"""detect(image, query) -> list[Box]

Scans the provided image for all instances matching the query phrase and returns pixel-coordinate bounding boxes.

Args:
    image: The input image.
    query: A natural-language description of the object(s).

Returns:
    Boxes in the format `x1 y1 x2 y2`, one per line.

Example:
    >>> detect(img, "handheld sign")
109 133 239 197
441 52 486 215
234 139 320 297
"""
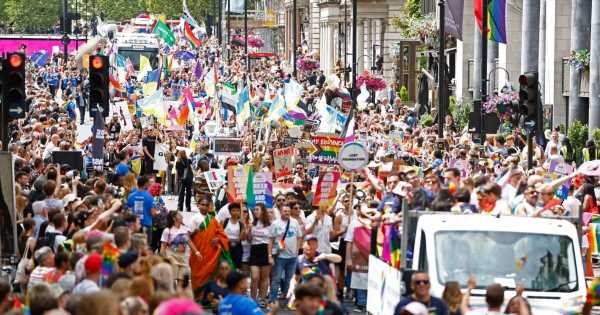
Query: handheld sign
212 137 243 155
338 142 369 171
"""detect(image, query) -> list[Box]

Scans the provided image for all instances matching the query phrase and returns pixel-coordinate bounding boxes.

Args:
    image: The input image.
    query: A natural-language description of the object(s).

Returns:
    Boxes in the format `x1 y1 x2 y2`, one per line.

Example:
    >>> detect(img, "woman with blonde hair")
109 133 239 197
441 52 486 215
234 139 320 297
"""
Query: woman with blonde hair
442 281 466 315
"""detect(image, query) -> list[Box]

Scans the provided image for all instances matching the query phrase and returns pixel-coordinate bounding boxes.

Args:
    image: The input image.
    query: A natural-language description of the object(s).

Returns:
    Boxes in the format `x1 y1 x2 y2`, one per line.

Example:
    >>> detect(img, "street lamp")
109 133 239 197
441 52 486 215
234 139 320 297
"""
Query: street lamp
371 43 380 72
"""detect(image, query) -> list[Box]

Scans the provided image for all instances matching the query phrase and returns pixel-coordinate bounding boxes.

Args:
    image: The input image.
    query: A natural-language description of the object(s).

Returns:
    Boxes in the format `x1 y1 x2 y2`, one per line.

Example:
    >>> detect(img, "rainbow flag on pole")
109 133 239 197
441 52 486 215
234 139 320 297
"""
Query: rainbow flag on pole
474 0 507 43
183 20 202 48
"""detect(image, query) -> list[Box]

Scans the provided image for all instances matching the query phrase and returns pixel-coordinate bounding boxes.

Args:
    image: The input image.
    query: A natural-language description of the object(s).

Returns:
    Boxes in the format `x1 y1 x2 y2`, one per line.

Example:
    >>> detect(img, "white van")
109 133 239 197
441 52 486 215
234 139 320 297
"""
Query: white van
410 214 587 314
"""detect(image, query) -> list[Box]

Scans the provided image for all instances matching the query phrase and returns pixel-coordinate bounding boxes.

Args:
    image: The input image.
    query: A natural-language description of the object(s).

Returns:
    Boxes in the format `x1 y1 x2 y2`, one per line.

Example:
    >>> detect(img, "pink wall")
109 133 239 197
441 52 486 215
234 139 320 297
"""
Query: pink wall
0 37 87 56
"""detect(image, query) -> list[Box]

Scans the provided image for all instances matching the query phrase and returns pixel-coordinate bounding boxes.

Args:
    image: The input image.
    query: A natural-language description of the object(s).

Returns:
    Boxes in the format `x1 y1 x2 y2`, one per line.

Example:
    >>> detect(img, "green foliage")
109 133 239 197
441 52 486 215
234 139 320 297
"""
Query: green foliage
405 0 422 19
592 128 600 144
3 0 210 32
4 0 61 33
399 86 409 102
418 55 428 71
556 123 566 135
568 121 588 164
448 97 471 132
420 114 434 127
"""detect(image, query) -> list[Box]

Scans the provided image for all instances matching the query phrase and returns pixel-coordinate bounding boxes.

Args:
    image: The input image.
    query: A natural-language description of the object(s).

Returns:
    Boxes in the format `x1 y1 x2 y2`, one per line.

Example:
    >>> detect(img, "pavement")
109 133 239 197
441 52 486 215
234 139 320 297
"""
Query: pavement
163 195 367 314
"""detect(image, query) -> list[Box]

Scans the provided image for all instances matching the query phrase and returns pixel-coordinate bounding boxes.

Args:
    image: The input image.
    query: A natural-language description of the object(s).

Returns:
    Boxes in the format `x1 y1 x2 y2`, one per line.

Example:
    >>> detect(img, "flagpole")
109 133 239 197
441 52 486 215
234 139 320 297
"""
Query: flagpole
244 0 249 73
227 0 231 65
437 0 446 139
479 0 489 144
292 0 297 77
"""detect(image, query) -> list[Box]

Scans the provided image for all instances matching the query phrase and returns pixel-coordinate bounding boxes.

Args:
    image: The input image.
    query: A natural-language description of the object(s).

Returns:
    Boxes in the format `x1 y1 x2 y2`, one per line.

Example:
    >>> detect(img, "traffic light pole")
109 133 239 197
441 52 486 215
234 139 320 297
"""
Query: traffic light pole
479 0 489 144
437 0 446 139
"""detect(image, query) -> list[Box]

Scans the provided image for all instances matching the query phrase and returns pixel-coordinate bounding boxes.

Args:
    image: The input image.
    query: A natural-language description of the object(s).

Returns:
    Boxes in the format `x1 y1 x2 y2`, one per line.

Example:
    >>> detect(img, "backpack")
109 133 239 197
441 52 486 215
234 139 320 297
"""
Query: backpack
35 232 61 252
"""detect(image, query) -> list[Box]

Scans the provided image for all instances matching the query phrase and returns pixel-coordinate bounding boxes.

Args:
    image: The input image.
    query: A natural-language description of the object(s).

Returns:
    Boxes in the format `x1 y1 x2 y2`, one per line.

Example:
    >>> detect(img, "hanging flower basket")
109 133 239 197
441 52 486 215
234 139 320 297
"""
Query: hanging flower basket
483 90 519 115
356 71 387 91
247 36 264 48
567 49 590 72
231 35 245 46
297 57 320 72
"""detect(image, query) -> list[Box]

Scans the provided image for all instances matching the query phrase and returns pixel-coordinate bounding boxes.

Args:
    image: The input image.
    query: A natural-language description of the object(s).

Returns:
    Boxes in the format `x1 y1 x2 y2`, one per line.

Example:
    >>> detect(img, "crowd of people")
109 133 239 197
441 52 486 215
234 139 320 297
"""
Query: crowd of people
3 13 600 315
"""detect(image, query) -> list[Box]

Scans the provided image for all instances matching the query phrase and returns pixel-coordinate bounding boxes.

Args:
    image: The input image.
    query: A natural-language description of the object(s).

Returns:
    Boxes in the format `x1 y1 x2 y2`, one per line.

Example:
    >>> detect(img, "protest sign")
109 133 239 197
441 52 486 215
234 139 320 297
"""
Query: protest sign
153 143 168 171
227 165 252 202
308 135 344 165
248 172 273 208
203 169 227 192
273 147 294 179
313 171 340 207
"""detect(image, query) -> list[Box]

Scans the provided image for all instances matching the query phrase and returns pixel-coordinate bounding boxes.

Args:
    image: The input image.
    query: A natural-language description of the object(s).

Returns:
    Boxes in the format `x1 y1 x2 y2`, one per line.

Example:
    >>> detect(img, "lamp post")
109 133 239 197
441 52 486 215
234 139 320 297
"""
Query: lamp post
479 0 489 144
227 0 231 64
292 0 297 77
244 0 249 72
437 0 446 139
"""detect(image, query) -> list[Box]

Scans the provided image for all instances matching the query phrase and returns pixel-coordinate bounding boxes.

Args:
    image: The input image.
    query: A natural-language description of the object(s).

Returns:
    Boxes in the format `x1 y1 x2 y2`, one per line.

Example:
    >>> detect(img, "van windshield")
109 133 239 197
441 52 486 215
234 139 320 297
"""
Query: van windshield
434 231 578 292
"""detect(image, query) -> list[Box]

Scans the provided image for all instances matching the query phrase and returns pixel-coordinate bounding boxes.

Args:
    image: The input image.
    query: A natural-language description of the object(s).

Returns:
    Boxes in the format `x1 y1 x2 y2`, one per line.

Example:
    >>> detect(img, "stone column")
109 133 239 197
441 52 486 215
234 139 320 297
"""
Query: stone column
538 0 546 103
569 0 592 123
329 23 335 74
487 41 498 92
356 18 364 74
473 24 482 100
589 1 600 130
320 23 325 68
521 0 540 73
364 19 370 72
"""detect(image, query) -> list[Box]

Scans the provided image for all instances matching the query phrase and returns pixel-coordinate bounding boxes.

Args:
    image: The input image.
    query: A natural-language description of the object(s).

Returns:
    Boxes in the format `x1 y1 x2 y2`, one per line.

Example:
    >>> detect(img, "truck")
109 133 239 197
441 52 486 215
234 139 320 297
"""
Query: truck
113 33 160 74
407 213 587 314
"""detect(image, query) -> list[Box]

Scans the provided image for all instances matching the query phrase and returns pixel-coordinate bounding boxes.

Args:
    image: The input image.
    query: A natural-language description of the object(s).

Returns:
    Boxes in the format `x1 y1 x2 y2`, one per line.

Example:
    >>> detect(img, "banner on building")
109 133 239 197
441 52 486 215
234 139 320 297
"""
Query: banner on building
273 147 294 179
313 171 340 208
308 135 344 165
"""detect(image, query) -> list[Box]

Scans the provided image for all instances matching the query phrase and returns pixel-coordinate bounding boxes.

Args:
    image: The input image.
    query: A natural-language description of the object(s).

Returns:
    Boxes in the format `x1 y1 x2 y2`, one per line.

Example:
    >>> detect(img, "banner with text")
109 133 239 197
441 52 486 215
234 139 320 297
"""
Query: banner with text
313 171 340 208
308 135 344 165
274 147 294 179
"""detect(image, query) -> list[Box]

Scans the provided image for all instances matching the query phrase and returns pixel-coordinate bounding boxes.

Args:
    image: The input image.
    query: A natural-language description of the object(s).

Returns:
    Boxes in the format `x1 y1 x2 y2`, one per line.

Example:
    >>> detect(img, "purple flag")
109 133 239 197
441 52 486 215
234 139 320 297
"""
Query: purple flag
445 0 464 40
194 61 203 79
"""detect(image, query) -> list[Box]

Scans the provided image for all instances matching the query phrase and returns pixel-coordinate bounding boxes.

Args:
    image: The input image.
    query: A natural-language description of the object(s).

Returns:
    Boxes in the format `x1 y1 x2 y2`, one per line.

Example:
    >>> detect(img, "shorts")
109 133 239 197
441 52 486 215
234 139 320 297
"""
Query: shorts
249 243 270 266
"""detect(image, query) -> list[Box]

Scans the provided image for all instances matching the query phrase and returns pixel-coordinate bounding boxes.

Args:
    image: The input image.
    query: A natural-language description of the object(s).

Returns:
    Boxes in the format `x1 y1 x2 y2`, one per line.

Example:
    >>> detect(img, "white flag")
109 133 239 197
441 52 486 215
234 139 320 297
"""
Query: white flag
153 143 168 171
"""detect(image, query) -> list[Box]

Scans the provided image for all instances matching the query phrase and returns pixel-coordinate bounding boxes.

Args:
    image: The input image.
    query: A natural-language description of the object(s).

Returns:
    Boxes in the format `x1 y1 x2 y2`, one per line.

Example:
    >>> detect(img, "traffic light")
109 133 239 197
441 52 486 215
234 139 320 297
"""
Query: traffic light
1 53 27 119
518 71 539 130
88 55 109 117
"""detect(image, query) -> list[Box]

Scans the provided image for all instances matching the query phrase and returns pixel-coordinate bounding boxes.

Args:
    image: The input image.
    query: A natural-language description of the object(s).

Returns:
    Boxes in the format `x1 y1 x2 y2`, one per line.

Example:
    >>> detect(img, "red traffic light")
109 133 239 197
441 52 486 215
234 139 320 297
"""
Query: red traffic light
91 56 104 69
8 54 23 69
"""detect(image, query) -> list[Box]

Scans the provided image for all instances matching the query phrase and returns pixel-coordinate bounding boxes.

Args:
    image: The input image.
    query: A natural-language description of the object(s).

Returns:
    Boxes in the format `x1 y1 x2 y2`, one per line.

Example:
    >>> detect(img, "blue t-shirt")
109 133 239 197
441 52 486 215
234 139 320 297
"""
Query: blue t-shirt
394 296 448 315
218 293 264 315
127 189 154 227
377 193 402 214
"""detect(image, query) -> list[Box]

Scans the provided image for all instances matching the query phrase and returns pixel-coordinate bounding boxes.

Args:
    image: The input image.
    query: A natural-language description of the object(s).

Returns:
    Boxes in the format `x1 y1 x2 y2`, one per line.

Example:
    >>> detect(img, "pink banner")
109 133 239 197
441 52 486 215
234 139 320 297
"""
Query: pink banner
0 37 87 56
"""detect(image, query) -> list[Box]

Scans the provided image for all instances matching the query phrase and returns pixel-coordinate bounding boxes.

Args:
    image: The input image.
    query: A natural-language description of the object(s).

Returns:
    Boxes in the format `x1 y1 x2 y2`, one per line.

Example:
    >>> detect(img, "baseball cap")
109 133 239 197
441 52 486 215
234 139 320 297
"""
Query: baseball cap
304 234 318 242
85 252 103 274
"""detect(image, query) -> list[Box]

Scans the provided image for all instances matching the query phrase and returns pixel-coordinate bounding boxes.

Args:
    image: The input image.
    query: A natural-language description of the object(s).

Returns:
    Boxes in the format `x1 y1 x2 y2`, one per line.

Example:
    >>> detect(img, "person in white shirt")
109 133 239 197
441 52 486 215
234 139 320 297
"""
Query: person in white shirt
514 185 539 216
501 168 523 203
42 134 60 161
29 247 55 290
465 283 505 315
305 205 334 254
248 203 273 304
72 252 102 294
269 204 302 304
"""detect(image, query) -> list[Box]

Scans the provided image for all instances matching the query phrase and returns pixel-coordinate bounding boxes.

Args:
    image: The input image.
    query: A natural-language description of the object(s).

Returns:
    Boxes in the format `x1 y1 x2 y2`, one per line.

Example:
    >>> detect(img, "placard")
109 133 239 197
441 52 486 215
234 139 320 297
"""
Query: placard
52 151 84 171
203 169 227 192
227 165 251 202
338 142 369 171
313 171 340 207
248 172 273 208
366 255 404 315
213 137 243 154
308 135 344 165
273 147 294 179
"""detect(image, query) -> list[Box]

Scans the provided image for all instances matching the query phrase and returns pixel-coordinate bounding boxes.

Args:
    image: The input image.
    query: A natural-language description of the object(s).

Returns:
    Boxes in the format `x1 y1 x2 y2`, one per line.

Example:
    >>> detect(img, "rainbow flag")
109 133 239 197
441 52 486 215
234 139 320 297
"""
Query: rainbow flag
183 20 202 48
474 0 507 43
101 241 119 285
381 224 401 269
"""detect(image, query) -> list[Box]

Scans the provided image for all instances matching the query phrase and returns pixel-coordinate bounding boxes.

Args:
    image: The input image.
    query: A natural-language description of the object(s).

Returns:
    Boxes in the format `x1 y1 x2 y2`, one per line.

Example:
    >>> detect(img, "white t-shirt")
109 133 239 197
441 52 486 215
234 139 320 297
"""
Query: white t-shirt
270 218 302 258
305 212 333 254
250 221 272 245
160 225 190 245
223 219 242 242
344 218 359 242
501 184 518 202
188 212 206 231
563 196 582 217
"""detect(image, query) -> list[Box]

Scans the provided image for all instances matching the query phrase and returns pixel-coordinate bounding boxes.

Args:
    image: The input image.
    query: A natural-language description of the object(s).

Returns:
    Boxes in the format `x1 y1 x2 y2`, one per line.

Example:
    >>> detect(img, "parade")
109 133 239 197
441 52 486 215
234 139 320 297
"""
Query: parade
1 0 600 314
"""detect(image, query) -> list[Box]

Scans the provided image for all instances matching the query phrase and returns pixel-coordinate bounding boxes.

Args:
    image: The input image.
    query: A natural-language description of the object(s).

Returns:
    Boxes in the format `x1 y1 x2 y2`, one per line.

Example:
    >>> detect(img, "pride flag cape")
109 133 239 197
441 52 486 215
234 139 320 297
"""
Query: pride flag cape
474 0 507 43
189 212 231 291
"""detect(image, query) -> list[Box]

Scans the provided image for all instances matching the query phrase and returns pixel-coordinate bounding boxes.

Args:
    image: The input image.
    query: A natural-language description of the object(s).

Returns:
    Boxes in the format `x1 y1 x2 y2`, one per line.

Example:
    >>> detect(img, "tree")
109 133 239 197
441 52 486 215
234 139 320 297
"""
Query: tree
94 0 145 22
4 0 60 33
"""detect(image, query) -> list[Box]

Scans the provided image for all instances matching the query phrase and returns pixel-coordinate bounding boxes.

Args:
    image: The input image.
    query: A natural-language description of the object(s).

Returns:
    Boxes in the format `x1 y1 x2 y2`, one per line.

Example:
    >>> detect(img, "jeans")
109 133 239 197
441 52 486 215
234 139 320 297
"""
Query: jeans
270 256 297 303
355 288 367 307
178 181 192 211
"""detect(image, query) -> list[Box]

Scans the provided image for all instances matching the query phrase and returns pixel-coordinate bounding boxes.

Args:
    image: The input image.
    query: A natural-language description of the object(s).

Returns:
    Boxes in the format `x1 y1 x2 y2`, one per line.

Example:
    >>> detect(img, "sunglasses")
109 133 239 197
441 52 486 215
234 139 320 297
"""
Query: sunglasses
414 280 430 285
199 203 210 206
277 199 285 202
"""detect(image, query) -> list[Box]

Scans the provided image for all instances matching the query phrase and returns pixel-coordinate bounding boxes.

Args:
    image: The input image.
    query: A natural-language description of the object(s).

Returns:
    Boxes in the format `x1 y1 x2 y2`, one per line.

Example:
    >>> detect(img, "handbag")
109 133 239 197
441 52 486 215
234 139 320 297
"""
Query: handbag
14 237 34 285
